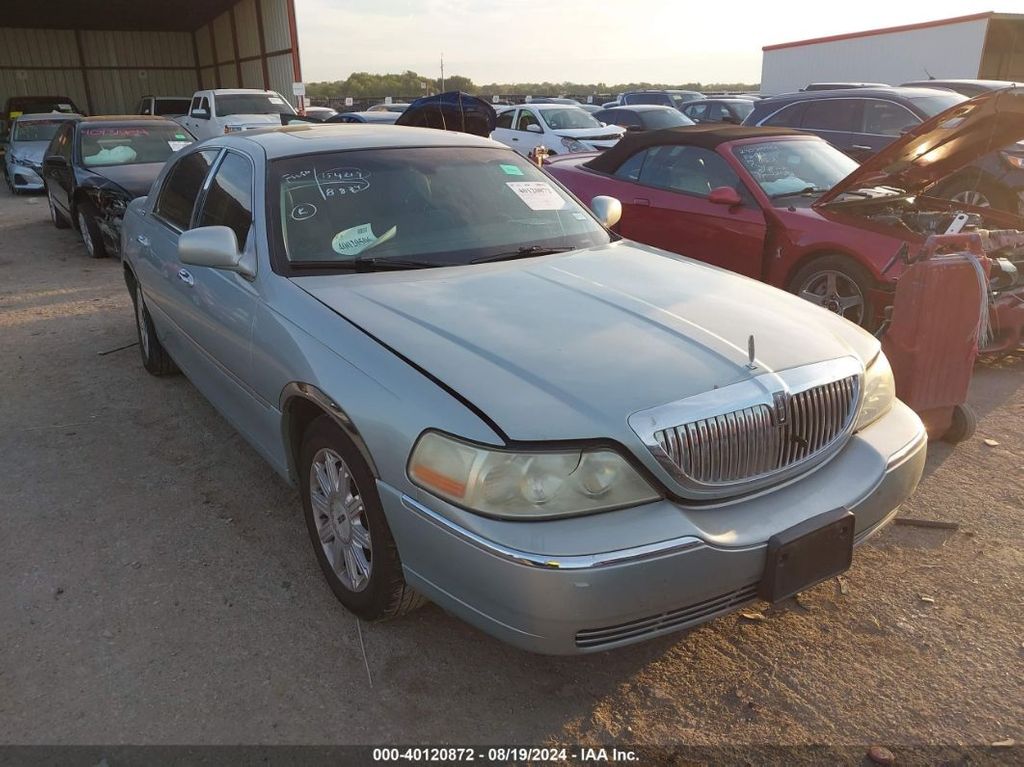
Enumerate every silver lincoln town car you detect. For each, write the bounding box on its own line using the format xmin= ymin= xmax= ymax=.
xmin=121 ymin=124 xmax=926 ymax=654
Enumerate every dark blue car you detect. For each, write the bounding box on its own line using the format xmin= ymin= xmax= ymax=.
xmin=744 ymin=87 xmax=1024 ymax=215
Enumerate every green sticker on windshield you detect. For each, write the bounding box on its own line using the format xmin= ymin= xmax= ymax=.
xmin=500 ymin=164 xmax=524 ymax=176
xmin=175 ymin=133 xmax=187 ymax=139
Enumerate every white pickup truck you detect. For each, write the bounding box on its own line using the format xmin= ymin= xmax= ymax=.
xmin=177 ymin=88 xmax=296 ymax=140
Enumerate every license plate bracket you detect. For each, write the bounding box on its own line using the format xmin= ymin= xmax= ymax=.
xmin=758 ymin=508 xmax=854 ymax=603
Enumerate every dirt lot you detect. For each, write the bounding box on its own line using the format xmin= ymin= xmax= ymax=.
xmin=1 ymin=185 xmax=1022 ymax=762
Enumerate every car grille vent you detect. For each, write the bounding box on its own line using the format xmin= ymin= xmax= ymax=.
xmin=654 ymin=375 xmax=858 ymax=486
xmin=575 ymin=583 xmax=760 ymax=649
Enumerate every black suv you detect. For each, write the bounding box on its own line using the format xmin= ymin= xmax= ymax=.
xmin=744 ymin=87 xmax=1024 ymax=214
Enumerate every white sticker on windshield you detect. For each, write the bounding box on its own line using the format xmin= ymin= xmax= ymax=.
xmin=506 ymin=181 xmax=566 ymax=211
xmin=332 ymin=223 xmax=397 ymax=257
xmin=268 ymin=96 xmax=286 ymax=105
xmin=167 ymin=140 xmax=192 ymax=152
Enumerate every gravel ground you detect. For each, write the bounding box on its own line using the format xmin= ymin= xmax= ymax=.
xmin=1 ymin=185 xmax=1021 ymax=762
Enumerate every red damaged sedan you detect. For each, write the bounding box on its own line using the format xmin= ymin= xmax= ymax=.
xmin=545 ymin=87 xmax=1024 ymax=350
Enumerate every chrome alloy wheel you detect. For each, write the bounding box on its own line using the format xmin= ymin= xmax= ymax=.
xmin=78 ymin=211 xmax=95 ymax=255
xmin=798 ymin=269 xmax=865 ymax=325
xmin=949 ymin=189 xmax=990 ymax=208
xmin=309 ymin=448 xmax=372 ymax=591
xmin=135 ymin=284 xmax=150 ymax=359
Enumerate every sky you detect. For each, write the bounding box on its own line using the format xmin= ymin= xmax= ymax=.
xmin=295 ymin=0 xmax=1009 ymax=85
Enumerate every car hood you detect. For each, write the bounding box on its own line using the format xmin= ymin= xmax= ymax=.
xmin=7 ymin=141 xmax=49 ymax=165
xmin=84 ymin=163 xmax=165 ymax=198
xmin=291 ymin=242 xmax=877 ymax=442
xmin=817 ymin=86 xmax=1024 ymax=206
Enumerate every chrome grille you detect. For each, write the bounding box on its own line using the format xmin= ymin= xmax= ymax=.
xmin=654 ymin=375 xmax=858 ymax=486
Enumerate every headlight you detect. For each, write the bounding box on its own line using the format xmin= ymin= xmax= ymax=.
xmin=1001 ymin=151 xmax=1024 ymax=170
xmin=560 ymin=137 xmax=589 ymax=153
xmin=408 ymin=431 xmax=660 ymax=519
xmin=854 ymin=352 xmax=896 ymax=431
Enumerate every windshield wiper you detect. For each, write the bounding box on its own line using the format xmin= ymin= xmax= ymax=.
xmin=770 ymin=186 xmax=826 ymax=200
xmin=289 ymin=257 xmax=449 ymax=272
xmin=470 ymin=246 xmax=576 ymax=264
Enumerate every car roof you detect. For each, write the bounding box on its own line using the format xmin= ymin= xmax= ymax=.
xmin=686 ymin=98 xmax=755 ymax=104
xmin=598 ymin=104 xmax=680 ymax=112
xmin=584 ymin=124 xmax=808 ymax=173
xmin=205 ymin=88 xmax=279 ymax=95
xmin=79 ymin=115 xmax=181 ymax=123
xmin=13 ymin=112 xmax=82 ymax=123
xmin=901 ymin=78 xmax=1018 ymax=88
xmin=228 ymin=123 xmax=504 ymax=158
xmin=758 ymin=86 xmax=948 ymax=104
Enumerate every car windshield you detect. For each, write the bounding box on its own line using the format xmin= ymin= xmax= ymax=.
xmin=538 ymin=108 xmax=602 ymax=130
xmin=641 ymin=110 xmax=694 ymax=129
xmin=215 ymin=93 xmax=295 ymax=116
xmin=153 ymin=99 xmax=192 ymax=115
xmin=732 ymin=139 xmax=859 ymax=202
xmin=271 ymin=147 xmax=610 ymax=267
xmin=12 ymin=120 xmax=63 ymax=142
xmin=79 ymin=125 xmax=195 ymax=167
xmin=908 ymin=91 xmax=969 ymax=117
xmin=9 ymin=99 xmax=77 ymax=116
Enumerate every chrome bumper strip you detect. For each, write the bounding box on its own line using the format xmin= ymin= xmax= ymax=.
xmin=400 ymin=494 xmax=702 ymax=570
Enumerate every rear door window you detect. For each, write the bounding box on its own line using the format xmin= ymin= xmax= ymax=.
xmin=154 ymin=149 xmax=220 ymax=230
xmin=495 ymin=110 xmax=514 ymax=129
xmin=614 ymin=149 xmax=648 ymax=181
xmin=761 ymin=102 xmax=806 ymax=127
xmin=195 ymin=152 xmax=254 ymax=247
xmin=862 ymin=99 xmax=920 ymax=136
xmin=800 ymin=99 xmax=861 ymax=132
xmin=637 ymin=145 xmax=742 ymax=198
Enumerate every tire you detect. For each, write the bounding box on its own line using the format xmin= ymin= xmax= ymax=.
xmin=943 ymin=404 xmax=978 ymax=444
xmin=937 ymin=173 xmax=1016 ymax=214
xmin=48 ymin=192 xmax=70 ymax=229
xmin=130 ymin=279 xmax=178 ymax=376
xmin=788 ymin=254 xmax=877 ymax=330
xmin=76 ymin=202 xmax=107 ymax=258
xmin=299 ymin=416 xmax=425 ymax=621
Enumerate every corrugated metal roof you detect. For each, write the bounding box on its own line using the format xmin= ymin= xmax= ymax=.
xmin=4 ymin=1 xmax=242 ymax=31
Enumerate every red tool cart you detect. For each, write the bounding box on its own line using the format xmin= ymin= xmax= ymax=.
xmin=881 ymin=233 xmax=995 ymax=443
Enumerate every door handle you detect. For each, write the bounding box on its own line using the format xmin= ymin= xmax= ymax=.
xmin=851 ymin=145 xmax=871 ymax=152
xmin=633 ymin=198 xmax=651 ymax=206
xmin=511 ymin=137 xmax=519 ymax=141
xmin=177 ymin=268 xmax=195 ymax=287
xmin=136 ymin=234 xmax=150 ymax=247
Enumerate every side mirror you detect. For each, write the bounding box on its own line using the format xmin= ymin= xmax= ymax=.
xmin=590 ymin=195 xmax=622 ymax=228
xmin=191 ymin=108 xmax=210 ymax=120
xmin=721 ymin=115 xmax=739 ymax=124
xmin=708 ymin=186 xmax=742 ymax=207
xmin=44 ymin=155 xmax=67 ymax=168
xmin=178 ymin=226 xmax=253 ymax=277
xmin=526 ymin=124 xmax=543 ymax=134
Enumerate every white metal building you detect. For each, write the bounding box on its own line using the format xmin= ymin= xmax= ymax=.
xmin=0 ymin=0 xmax=303 ymax=116
xmin=760 ymin=12 xmax=1024 ymax=95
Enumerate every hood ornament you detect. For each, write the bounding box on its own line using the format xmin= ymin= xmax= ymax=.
xmin=746 ymin=334 xmax=757 ymax=370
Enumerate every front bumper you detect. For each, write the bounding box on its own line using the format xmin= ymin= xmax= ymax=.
xmin=381 ymin=400 xmax=927 ymax=654
xmin=6 ymin=162 xmax=43 ymax=191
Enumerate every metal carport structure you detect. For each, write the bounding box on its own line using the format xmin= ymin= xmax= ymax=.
xmin=0 ymin=0 xmax=303 ymax=116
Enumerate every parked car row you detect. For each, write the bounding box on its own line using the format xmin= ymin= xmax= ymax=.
xmin=9 ymin=81 xmax=1023 ymax=655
